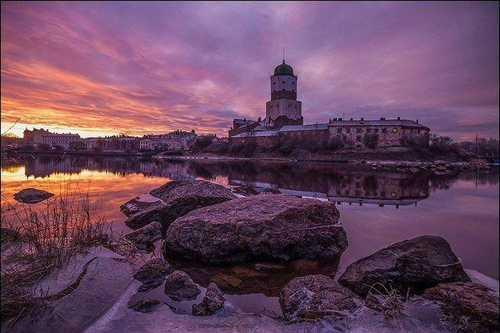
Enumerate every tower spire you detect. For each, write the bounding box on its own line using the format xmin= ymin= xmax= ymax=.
xmin=282 ymin=47 xmax=285 ymax=64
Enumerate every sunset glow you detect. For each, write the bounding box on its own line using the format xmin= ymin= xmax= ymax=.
xmin=1 ymin=2 xmax=498 ymax=139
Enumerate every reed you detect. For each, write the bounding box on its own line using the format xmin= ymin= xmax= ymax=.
xmin=1 ymin=183 xmax=110 ymax=323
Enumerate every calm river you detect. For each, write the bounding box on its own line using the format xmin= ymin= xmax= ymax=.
xmin=1 ymin=155 xmax=498 ymax=314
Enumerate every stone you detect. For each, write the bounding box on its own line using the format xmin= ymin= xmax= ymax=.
xmin=165 ymin=194 xmax=347 ymax=264
xmin=13 ymin=188 xmax=53 ymax=204
xmin=423 ymin=282 xmax=499 ymax=333
xmin=338 ymin=235 xmax=470 ymax=297
xmin=120 ymin=194 xmax=163 ymax=217
xmin=133 ymin=258 xmax=173 ymax=291
xmin=192 ymin=282 xmax=225 ymax=316
xmin=164 ymin=270 xmax=201 ymax=301
xmin=279 ymin=274 xmax=360 ymax=322
xmin=127 ymin=297 xmax=161 ymax=313
xmin=150 ymin=180 xmax=236 ymax=230
xmin=124 ymin=204 xmax=168 ymax=230
xmin=124 ymin=222 xmax=163 ymax=252
xmin=10 ymin=257 xmax=133 ymax=333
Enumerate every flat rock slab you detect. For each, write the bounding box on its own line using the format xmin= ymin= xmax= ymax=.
xmin=11 ymin=257 xmax=133 ymax=333
xmin=13 ymin=188 xmax=53 ymax=204
xmin=423 ymin=282 xmax=499 ymax=332
xmin=280 ymin=274 xmax=360 ymax=322
xmin=165 ymin=194 xmax=347 ymax=264
xmin=338 ymin=235 xmax=470 ymax=297
xmin=125 ymin=180 xmax=236 ymax=230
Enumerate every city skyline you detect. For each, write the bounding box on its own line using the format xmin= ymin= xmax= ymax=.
xmin=1 ymin=2 xmax=498 ymax=140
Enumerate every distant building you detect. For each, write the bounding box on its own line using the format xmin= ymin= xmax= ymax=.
xmin=23 ymin=128 xmax=81 ymax=149
xmin=142 ymin=130 xmax=197 ymax=151
xmin=229 ymin=61 xmax=430 ymax=149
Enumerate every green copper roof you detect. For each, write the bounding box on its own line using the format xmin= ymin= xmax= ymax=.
xmin=274 ymin=61 xmax=294 ymax=76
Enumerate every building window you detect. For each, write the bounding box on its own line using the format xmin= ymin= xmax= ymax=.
xmin=346 ymin=128 xmax=351 ymax=134
xmin=337 ymin=128 xmax=342 ymax=133
xmin=356 ymin=128 xmax=362 ymax=133
xmin=374 ymin=128 xmax=379 ymax=133
xmin=382 ymin=128 xmax=387 ymax=133
xmin=356 ymin=135 xmax=362 ymax=142
xmin=366 ymin=128 xmax=371 ymax=133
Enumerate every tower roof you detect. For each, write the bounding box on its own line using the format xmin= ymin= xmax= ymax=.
xmin=274 ymin=60 xmax=294 ymax=76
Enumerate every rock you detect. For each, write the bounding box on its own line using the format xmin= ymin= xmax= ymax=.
xmin=165 ymin=194 xmax=347 ymax=264
xmin=150 ymin=180 xmax=236 ymax=230
xmin=11 ymin=257 xmax=133 ymax=333
xmin=279 ymin=274 xmax=360 ymax=322
xmin=125 ymin=180 xmax=236 ymax=230
xmin=164 ymin=270 xmax=201 ymax=301
xmin=338 ymin=235 xmax=470 ymax=297
xmin=232 ymin=185 xmax=259 ymax=196
xmin=192 ymin=282 xmax=225 ymax=316
xmin=133 ymin=258 xmax=173 ymax=291
xmin=124 ymin=222 xmax=162 ymax=252
xmin=423 ymin=282 xmax=499 ymax=333
xmin=120 ymin=194 xmax=163 ymax=217
xmin=124 ymin=204 xmax=168 ymax=229
xmin=127 ymin=296 xmax=161 ymax=313
xmin=13 ymin=188 xmax=53 ymax=204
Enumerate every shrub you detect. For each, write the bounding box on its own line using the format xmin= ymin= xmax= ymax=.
xmin=326 ymin=136 xmax=344 ymax=151
xmin=192 ymin=136 xmax=214 ymax=153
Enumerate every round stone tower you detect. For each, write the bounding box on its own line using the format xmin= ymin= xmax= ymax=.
xmin=265 ymin=60 xmax=303 ymax=128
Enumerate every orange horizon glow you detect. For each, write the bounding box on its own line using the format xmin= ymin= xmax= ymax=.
xmin=1 ymin=2 xmax=498 ymax=141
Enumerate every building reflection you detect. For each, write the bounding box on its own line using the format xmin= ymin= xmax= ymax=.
xmin=16 ymin=156 xmax=498 ymax=207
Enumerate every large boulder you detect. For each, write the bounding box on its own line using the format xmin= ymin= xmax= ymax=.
xmin=151 ymin=180 xmax=236 ymax=229
xmin=279 ymin=274 xmax=360 ymax=322
xmin=338 ymin=235 xmax=470 ymax=297
xmin=164 ymin=270 xmax=201 ymax=301
xmin=123 ymin=222 xmax=162 ymax=252
xmin=165 ymin=194 xmax=347 ymax=264
xmin=423 ymin=282 xmax=499 ymax=333
xmin=192 ymin=282 xmax=225 ymax=316
xmin=13 ymin=188 xmax=53 ymax=204
xmin=125 ymin=180 xmax=236 ymax=230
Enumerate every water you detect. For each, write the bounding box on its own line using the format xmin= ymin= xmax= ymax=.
xmin=1 ymin=155 xmax=498 ymax=315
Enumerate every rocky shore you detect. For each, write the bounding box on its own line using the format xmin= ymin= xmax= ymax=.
xmin=2 ymin=180 xmax=498 ymax=333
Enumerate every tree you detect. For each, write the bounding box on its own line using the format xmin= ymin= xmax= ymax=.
xmin=69 ymin=141 xmax=86 ymax=151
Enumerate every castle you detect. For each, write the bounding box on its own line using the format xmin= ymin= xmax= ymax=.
xmin=229 ymin=60 xmax=430 ymax=149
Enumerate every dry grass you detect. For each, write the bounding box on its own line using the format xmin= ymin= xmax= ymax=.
xmin=1 ymin=183 xmax=111 ymax=324
xmin=364 ymin=282 xmax=407 ymax=321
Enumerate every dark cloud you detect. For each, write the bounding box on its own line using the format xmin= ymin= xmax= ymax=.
xmin=1 ymin=2 xmax=498 ymax=139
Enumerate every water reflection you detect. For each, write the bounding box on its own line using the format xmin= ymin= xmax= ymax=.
xmin=2 ymin=156 xmax=498 ymax=282
xmin=167 ymin=258 xmax=340 ymax=297
xmin=4 ymin=155 xmax=491 ymax=208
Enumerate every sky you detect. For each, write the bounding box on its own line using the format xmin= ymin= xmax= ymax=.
xmin=1 ymin=2 xmax=498 ymax=140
